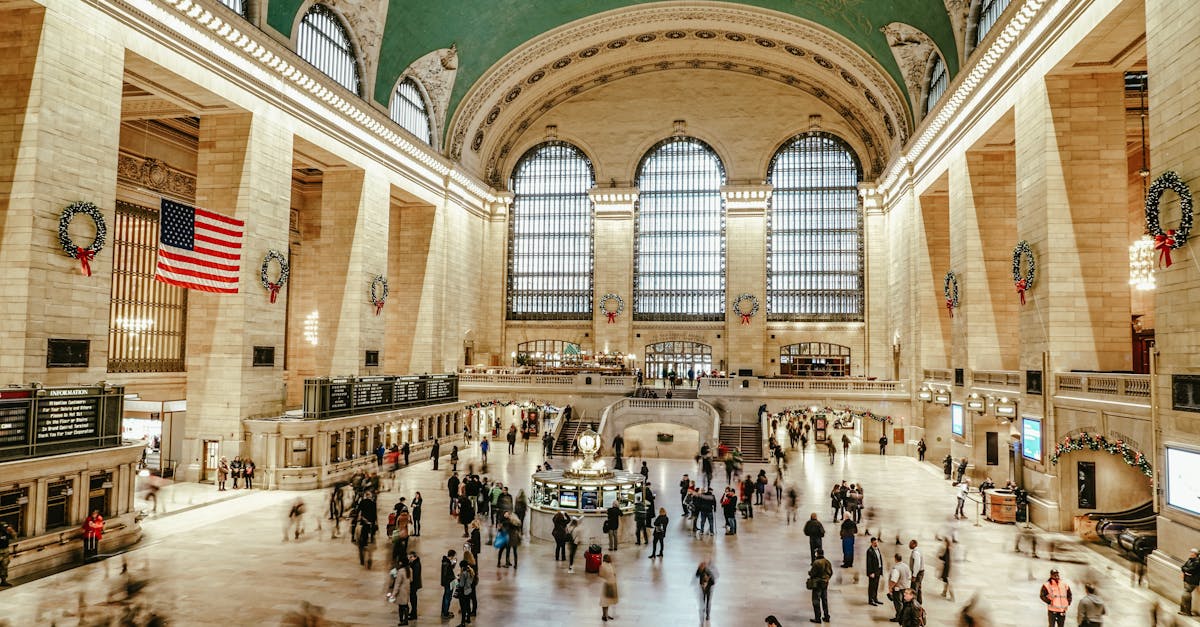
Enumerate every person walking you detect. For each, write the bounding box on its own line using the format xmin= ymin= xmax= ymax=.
xmin=840 ymin=515 xmax=858 ymax=567
xmin=804 ymin=513 xmax=825 ymax=560
xmin=866 ymin=537 xmax=885 ymax=606
xmin=0 ymin=521 xmax=16 ymax=587
xmin=955 ymin=479 xmax=970 ymax=519
xmin=917 ymin=438 xmax=927 ymax=462
xmin=888 ymin=553 xmax=913 ymax=620
xmin=696 ymin=560 xmax=718 ymax=622
xmin=407 ymin=550 xmax=423 ymax=620
xmin=480 ymin=438 xmax=490 ymax=465
xmin=956 ymin=457 xmax=968 ymax=483
xmin=1182 ymin=548 xmax=1200 ymax=616
xmin=786 ymin=486 xmax=799 ymax=526
xmin=605 ymin=501 xmax=622 ymax=551
xmin=388 ymin=560 xmax=411 ymax=626
xmin=909 ymin=539 xmax=925 ymax=604
xmin=841 ymin=433 xmax=850 ymax=456
xmin=566 ymin=517 xmax=582 ymax=573
xmin=649 ymin=508 xmax=668 ymax=559
xmin=506 ymin=426 xmax=516 ymax=455
xmin=938 ymin=537 xmax=954 ymax=600
xmin=808 ymin=548 xmax=833 ymax=623
xmin=1077 ymin=583 xmax=1104 ymax=626
xmin=878 ymin=435 xmax=888 ymax=455
xmin=830 ymin=483 xmax=844 ymax=522
xmin=599 ymin=554 xmax=619 ymax=622
xmin=450 ymin=445 xmax=459 ymax=472
xmin=402 ymin=441 xmax=411 ymax=467
xmin=1039 ymin=568 xmax=1072 ymax=627
xmin=440 ymin=549 xmax=458 ymax=620
xmin=431 ymin=439 xmax=441 ymax=470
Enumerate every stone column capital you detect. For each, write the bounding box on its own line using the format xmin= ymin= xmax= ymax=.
xmin=589 ymin=187 xmax=638 ymax=219
xmin=720 ymin=184 xmax=773 ymax=215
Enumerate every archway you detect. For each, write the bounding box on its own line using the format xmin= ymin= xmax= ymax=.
xmin=644 ymin=341 xmax=713 ymax=382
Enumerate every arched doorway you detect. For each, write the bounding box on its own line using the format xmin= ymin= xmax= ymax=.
xmin=779 ymin=342 xmax=850 ymax=376
xmin=644 ymin=341 xmax=713 ymax=381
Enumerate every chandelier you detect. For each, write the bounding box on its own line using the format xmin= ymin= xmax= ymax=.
xmin=1129 ymin=235 xmax=1156 ymax=290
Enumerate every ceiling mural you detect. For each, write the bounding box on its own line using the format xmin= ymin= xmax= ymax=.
xmin=265 ymin=0 xmax=959 ymax=123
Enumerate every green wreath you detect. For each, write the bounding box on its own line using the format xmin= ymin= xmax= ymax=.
xmin=59 ymin=201 xmax=107 ymax=276
xmin=599 ymin=293 xmax=623 ymax=323
xmin=731 ymin=293 xmax=759 ymax=323
xmin=1145 ymin=171 xmax=1193 ymax=268
xmin=260 ymin=250 xmax=289 ymax=303
xmin=370 ymin=275 xmax=389 ymax=315
xmin=1011 ymin=240 xmax=1035 ymax=305
xmin=943 ymin=271 xmax=959 ymax=317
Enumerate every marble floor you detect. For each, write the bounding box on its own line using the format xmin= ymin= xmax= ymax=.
xmin=0 ymin=438 xmax=1194 ymax=626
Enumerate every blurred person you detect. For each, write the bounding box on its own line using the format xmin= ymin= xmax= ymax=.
xmin=284 ymin=498 xmax=306 ymax=541
xmin=938 ymin=537 xmax=955 ymax=600
xmin=0 ymin=521 xmax=16 ymax=587
xmin=567 ymin=517 xmax=582 ymax=573
xmin=1181 ymin=548 xmax=1199 ymax=616
xmin=840 ymin=515 xmax=858 ymax=568
xmin=83 ymin=509 xmax=104 ymax=559
xmin=696 ymin=559 xmax=718 ymax=622
xmin=1039 ymin=568 xmax=1072 ymax=627
xmin=599 ymin=554 xmax=619 ymax=622
xmin=1077 ymin=583 xmax=1104 ymax=627
xmin=386 ymin=560 xmax=410 ymax=625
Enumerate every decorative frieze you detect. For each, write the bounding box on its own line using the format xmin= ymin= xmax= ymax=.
xmin=116 ymin=151 xmax=196 ymax=198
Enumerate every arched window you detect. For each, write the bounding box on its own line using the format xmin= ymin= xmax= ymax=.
xmin=514 ymin=340 xmax=582 ymax=367
xmin=390 ymin=78 xmax=433 ymax=146
xmin=507 ymin=142 xmax=595 ymax=319
xmin=217 ymin=0 xmax=247 ymax=16
xmin=925 ymin=54 xmax=949 ymax=116
xmin=974 ymin=0 xmax=1013 ymax=46
xmin=779 ymin=343 xmax=851 ymax=377
xmin=767 ymin=132 xmax=863 ymax=321
xmin=644 ymin=341 xmax=713 ymax=380
xmin=634 ymin=137 xmax=726 ymax=321
xmin=296 ymin=3 xmax=361 ymax=95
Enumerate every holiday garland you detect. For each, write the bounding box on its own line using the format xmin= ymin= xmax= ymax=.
xmin=770 ymin=405 xmax=895 ymax=425
xmin=260 ymin=250 xmax=289 ymax=303
xmin=943 ymin=271 xmax=959 ymax=317
xmin=1049 ymin=432 xmax=1153 ymax=478
xmin=599 ymin=293 xmax=624 ymax=323
xmin=58 ymin=201 xmax=107 ymax=277
xmin=369 ymin=275 xmax=389 ymax=315
xmin=1145 ymin=170 xmax=1193 ymax=268
xmin=1011 ymin=240 xmax=1036 ymax=305
xmin=731 ymin=293 xmax=759 ymax=324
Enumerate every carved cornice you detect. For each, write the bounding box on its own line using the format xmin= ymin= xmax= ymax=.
xmin=721 ymin=184 xmax=772 ymax=214
xmin=117 ymin=150 xmax=196 ymax=199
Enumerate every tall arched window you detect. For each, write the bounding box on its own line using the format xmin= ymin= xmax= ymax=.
xmin=974 ymin=0 xmax=1012 ymax=46
xmin=390 ymin=78 xmax=433 ymax=146
xmin=217 ymin=0 xmax=247 ymax=16
xmin=507 ymin=142 xmax=595 ymax=320
xmin=634 ymin=137 xmax=726 ymax=321
xmin=925 ymin=54 xmax=949 ymax=116
xmin=767 ymin=132 xmax=863 ymax=321
xmin=296 ymin=3 xmax=360 ymax=95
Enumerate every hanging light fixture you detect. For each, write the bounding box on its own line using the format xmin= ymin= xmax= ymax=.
xmin=1129 ymin=72 xmax=1156 ymax=291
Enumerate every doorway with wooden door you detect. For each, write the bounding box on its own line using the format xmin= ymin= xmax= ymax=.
xmin=201 ymin=440 xmax=219 ymax=483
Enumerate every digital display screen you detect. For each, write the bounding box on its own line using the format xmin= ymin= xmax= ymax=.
xmin=559 ymin=490 xmax=579 ymax=508
xmin=1022 ymin=418 xmax=1042 ymax=462
xmin=951 ymin=403 xmax=964 ymax=437
xmin=581 ymin=490 xmax=598 ymax=510
xmin=1166 ymin=446 xmax=1200 ymax=517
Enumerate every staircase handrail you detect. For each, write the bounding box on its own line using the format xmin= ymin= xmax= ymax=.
xmin=550 ymin=406 xmax=569 ymax=445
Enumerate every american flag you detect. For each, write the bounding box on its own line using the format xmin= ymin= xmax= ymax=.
xmin=154 ymin=199 xmax=244 ymax=293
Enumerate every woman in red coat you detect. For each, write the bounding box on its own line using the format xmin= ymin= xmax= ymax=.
xmin=83 ymin=510 xmax=104 ymax=559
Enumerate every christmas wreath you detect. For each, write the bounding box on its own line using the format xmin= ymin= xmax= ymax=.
xmin=1145 ymin=170 xmax=1193 ymax=268
xmin=943 ymin=271 xmax=959 ymax=317
xmin=59 ymin=201 xmax=107 ymax=276
xmin=1011 ymin=240 xmax=1036 ymax=305
xmin=1049 ymin=432 xmax=1153 ymax=478
xmin=599 ymin=293 xmax=624 ymax=323
xmin=260 ymin=250 xmax=289 ymax=303
xmin=370 ymin=275 xmax=389 ymax=315
xmin=731 ymin=293 xmax=759 ymax=324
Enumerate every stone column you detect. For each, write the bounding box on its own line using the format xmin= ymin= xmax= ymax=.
xmin=860 ymin=185 xmax=890 ymax=379
xmin=0 ymin=4 xmax=123 ymax=386
xmin=589 ymin=188 xmax=638 ymax=355
xmin=720 ymin=184 xmax=770 ymax=375
xmin=1145 ymin=0 xmax=1200 ymax=594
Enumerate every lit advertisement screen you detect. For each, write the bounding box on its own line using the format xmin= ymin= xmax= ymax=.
xmin=951 ymin=403 xmax=964 ymax=437
xmin=1022 ymin=418 xmax=1042 ymax=461
xmin=1166 ymin=446 xmax=1200 ymax=517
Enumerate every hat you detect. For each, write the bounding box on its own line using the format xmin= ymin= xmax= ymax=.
xmin=1050 ymin=568 xmax=1060 ymax=574
xmin=1191 ymin=548 xmax=1199 ymax=554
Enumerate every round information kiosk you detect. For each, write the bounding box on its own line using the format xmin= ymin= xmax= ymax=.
xmin=528 ymin=429 xmax=646 ymax=544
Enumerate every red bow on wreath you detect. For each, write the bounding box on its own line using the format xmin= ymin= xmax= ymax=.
xmin=740 ymin=313 xmax=752 ymax=325
xmin=945 ymin=298 xmax=955 ymax=317
xmin=374 ymin=301 xmax=385 ymax=316
xmin=1015 ymin=279 xmax=1028 ymax=305
xmin=267 ymin=283 xmax=281 ymax=303
xmin=1155 ymin=229 xmax=1176 ymax=268
xmin=606 ymin=311 xmax=617 ymax=324
xmin=76 ymin=246 xmax=94 ymax=277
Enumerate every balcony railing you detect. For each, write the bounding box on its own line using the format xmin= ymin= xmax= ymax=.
xmin=972 ymin=370 xmax=1021 ymax=387
xmin=461 ymin=371 xmax=907 ymax=398
xmin=1055 ymin=373 xmax=1151 ymax=401
xmin=923 ymin=368 xmax=953 ymax=383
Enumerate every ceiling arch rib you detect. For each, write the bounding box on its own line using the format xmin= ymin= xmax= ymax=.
xmin=448 ymin=3 xmax=912 ymax=184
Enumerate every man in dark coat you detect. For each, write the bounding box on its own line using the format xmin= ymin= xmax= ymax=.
xmin=605 ymin=502 xmax=622 ymax=550
xmin=866 ymin=537 xmax=885 ymax=605
xmin=440 ymin=549 xmax=457 ymax=619
xmin=803 ymin=513 xmax=825 ymax=560
xmin=407 ymin=550 xmax=423 ymax=619
xmin=431 ymin=439 xmax=441 ymax=470
xmin=447 ymin=472 xmax=460 ymax=515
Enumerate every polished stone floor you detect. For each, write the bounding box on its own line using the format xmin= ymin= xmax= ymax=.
xmin=0 ymin=435 xmax=1193 ymax=626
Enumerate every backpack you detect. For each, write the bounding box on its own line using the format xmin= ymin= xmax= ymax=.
xmin=916 ymin=603 xmax=927 ymax=626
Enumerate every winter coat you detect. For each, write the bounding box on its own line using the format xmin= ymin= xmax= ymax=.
xmin=389 ymin=566 xmax=411 ymax=603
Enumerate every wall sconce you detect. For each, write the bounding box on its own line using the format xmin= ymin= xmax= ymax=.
xmin=995 ymin=396 xmax=1017 ymax=418
xmin=934 ymin=391 xmax=951 ymax=406
xmin=304 ymin=311 xmax=320 ymax=346
xmin=966 ymin=393 xmax=986 ymax=413
xmin=917 ymin=387 xmax=933 ymax=402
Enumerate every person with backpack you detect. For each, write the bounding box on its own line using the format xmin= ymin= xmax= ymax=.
xmin=803 ymin=513 xmax=825 ymax=560
xmin=649 ymin=508 xmax=669 ymax=559
xmin=808 ymin=548 xmax=833 ymax=623
xmin=455 ymin=559 xmax=476 ymax=627
xmin=695 ymin=560 xmax=718 ymax=622
xmin=897 ymin=587 xmax=926 ymax=627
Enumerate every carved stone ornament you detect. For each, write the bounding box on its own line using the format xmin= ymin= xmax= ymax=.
xmin=325 ymin=0 xmax=388 ymax=86
xmin=943 ymin=0 xmax=969 ymax=63
xmin=880 ymin=22 xmax=939 ymax=114
xmin=116 ymin=152 xmax=196 ymax=198
xmin=404 ymin=45 xmax=460 ymax=140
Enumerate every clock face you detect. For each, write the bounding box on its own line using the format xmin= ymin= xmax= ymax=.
xmin=578 ymin=430 xmax=600 ymax=455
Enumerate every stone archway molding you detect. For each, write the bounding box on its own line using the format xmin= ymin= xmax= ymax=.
xmin=598 ymin=397 xmax=721 ymax=451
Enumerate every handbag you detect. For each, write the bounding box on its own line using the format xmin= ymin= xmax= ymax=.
xmin=603 ymin=582 xmax=617 ymax=598
xmin=805 ymin=577 xmax=815 ymax=590
xmin=494 ymin=530 xmax=508 ymax=549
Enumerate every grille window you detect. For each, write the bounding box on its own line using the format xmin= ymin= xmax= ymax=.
xmin=390 ymin=78 xmax=433 ymax=146
xmin=45 ymin=480 xmax=72 ymax=531
xmin=925 ymin=55 xmax=949 ymax=116
xmin=767 ymin=133 xmax=863 ymax=320
xmin=507 ymin=142 xmax=595 ymax=319
xmin=0 ymin=487 xmax=27 ymax=537
xmin=634 ymin=137 xmax=726 ymax=320
xmin=108 ymin=201 xmax=187 ymax=373
xmin=296 ymin=3 xmax=361 ymax=96
xmin=974 ymin=0 xmax=1012 ymax=46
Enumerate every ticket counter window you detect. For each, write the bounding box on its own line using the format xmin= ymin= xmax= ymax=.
xmin=330 ymin=433 xmax=341 ymax=463
xmin=358 ymin=429 xmax=368 ymax=457
xmin=344 ymin=433 xmax=354 ymax=460
xmin=287 ymin=438 xmax=311 ymax=467
xmin=0 ymin=487 xmax=28 ymax=537
xmin=89 ymin=472 xmax=112 ymax=517
xmin=45 ymin=480 xmax=73 ymax=531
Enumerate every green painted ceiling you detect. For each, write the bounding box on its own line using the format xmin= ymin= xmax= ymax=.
xmin=267 ymin=1 xmax=958 ymax=126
